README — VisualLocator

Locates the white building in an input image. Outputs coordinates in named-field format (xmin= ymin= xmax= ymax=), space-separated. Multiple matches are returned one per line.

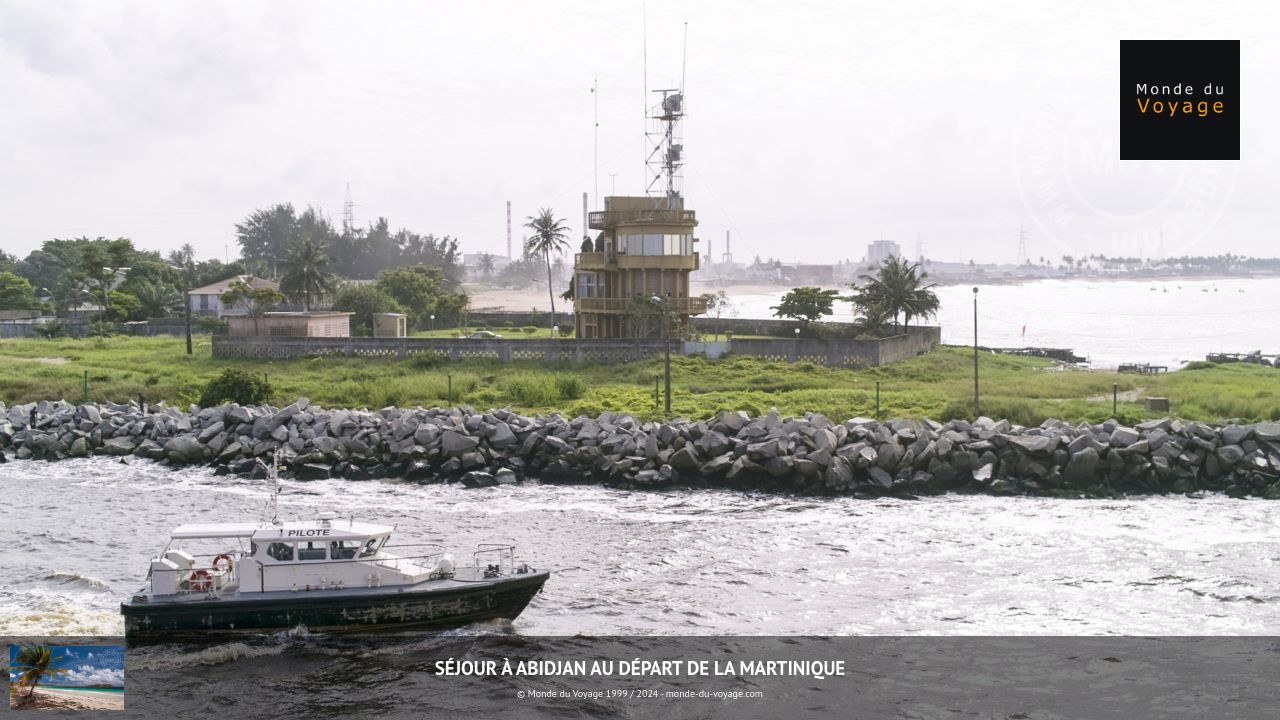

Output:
xmin=188 ymin=275 xmax=277 ymax=316
xmin=865 ymin=239 xmax=901 ymax=268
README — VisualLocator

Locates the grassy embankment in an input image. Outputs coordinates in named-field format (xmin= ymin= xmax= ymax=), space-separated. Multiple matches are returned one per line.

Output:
xmin=0 ymin=335 xmax=1277 ymax=425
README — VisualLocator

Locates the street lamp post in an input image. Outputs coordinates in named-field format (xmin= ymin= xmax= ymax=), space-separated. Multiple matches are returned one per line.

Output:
xmin=794 ymin=327 xmax=800 ymax=361
xmin=972 ymin=286 xmax=980 ymax=419
xmin=652 ymin=295 xmax=671 ymax=415
xmin=430 ymin=314 xmax=435 ymax=332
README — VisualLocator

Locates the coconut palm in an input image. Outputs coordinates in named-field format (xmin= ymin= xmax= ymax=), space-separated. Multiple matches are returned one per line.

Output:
xmin=523 ymin=208 xmax=571 ymax=332
xmin=12 ymin=644 xmax=68 ymax=702
xmin=847 ymin=256 xmax=939 ymax=332
xmin=279 ymin=236 xmax=335 ymax=310
xmin=132 ymin=279 xmax=183 ymax=318
xmin=477 ymin=252 xmax=496 ymax=278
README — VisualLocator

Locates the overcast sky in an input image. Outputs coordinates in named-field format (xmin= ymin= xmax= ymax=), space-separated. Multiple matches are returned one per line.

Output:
xmin=2 ymin=1 xmax=1276 ymax=265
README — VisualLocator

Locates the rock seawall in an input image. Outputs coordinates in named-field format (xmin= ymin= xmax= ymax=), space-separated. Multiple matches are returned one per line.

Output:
xmin=3 ymin=399 xmax=1280 ymax=499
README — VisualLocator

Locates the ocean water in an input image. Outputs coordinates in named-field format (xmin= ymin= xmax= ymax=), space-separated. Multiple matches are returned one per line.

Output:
xmin=725 ymin=276 xmax=1280 ymax=368
xmin=4 ymin=458 xmax=1280 ymax=638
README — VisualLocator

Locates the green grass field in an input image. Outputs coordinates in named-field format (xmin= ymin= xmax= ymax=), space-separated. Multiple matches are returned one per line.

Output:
xmin=0 ymin=335 xmax=1277 ymax=425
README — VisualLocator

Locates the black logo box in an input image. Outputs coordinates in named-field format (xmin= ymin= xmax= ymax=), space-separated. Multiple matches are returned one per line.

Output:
xmin=1120 ymin=39 xmax=1239 ymax=160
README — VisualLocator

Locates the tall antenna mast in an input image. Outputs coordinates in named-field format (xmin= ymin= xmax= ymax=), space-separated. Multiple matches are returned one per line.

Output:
xmin=342 ymin=183 xmax=356 ymax=234
xmin=645 ymin=22 xmax=686 ymax=203
xmin=592 ymin=76 xmax=599 ymax=210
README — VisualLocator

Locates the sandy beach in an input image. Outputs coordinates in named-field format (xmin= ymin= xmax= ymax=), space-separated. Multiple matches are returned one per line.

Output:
xmin=466 ymin=281 xmax=791 ymax=313
xmin=10 ymin=687 xmax=124 ymax=711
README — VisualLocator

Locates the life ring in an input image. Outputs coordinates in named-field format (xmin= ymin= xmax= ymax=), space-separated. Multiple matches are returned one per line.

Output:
xmin=213 ymin=554 xmax=234 ymax=572
xmin=189 ymin=569 xmax=213 ymax=593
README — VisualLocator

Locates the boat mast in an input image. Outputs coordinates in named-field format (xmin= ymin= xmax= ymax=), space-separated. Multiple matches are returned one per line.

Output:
xmin=269 ymin=449 xmax=283 ymax=526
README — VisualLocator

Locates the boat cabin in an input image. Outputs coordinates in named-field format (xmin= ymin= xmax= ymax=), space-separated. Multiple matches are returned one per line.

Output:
xmin=147 ymin=511 xmax=446 ymax=597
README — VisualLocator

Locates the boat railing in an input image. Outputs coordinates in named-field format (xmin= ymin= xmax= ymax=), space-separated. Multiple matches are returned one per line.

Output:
xmin=473 ymin=544 xmax=518 ymax=577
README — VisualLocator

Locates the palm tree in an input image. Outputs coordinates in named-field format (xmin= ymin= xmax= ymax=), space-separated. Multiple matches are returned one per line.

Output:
xmin=167 ymin=243 xmax=196 ymax=268
xmin=279 ymin=236 xmax=335 ymax=311
xmin=131 ymin=280 xmax=182 ymax=318
xmin=12 ymin=644 xmax=68 ymax=702
xmin=847 ymin=256 xmax=939 ymax=332
xmin=478 ymin=252 xmax=496 ymax=278
xmin=523 ymin=208 xmax=571 ymax=332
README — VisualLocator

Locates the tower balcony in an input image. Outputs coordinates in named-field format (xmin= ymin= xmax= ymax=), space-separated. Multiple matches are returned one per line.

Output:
xmin=574 ymin=253 xmax=700 ymax=271
xmin=575 ymin=295 xmax=709 ymax=315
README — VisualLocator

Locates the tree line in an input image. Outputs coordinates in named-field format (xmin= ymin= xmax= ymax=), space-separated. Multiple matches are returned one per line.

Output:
xmin=771 ymin=257 xmax=940 ymax=336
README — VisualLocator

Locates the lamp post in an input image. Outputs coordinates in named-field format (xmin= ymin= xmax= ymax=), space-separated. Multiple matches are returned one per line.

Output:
xmin=972 ymin=286 xmax=980 ymax=419
xmin=794 ymin=326 xmax=800 ymax=361
xmin=652 ymin=295 xmax=671 ymax=415
xmin=429 ymin=314 xmax=435 ymax=332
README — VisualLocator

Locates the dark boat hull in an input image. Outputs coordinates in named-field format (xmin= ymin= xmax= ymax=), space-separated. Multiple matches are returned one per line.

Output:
xmin=121 ymin=572 xmax=548 ymax=640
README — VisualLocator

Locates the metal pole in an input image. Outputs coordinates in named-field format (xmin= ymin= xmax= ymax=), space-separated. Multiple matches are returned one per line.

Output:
xmin=663 ymin=316 xmax=672 ymax=416
xmin=1113 ymin=383 xmax=1118 ymax=416
xmin=972 ymin=287 xmax=979 ymax=419
xmin=184 ymin=290 xmax=193 ymax=355
xmin=654 ymin=375 xmax=660 ymax=408
xmin=83 ymin=370 xmax=88 ymax=404
xmin=448 ymin=374 xmax=453 ymax=406
xmin=875 ymin=380 xmax=880 ymax=419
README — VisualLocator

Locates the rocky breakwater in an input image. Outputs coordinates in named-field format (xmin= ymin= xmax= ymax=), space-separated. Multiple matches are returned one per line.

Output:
xmin=3 ymin=399 xmax=1280 ymax=499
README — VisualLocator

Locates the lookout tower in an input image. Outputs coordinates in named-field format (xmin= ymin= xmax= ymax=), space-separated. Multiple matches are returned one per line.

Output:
xmin=572 ymin=83 xmax=705 ymax=339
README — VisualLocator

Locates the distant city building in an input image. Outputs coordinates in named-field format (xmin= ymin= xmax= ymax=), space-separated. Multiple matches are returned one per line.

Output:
xmin=571 ymin=195 xmax=707 ymax=339
xmin=782 ymin=264 xmax=835 ymax=285
xmin=744 ymin=259 xmax=783 ymax=282
xmin=865 ymin=239 xmax=901 ymax=268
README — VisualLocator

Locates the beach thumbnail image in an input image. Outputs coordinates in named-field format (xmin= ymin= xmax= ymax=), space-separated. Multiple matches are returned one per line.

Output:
xmin=8 ymin=644 xmax=124 ymax=711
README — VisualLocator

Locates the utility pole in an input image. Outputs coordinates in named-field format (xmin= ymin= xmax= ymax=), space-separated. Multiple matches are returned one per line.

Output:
xmin=184 ymin=289 xmax=193 ymax=355
xmin=972 ymin=287 xmax=980 ymax=418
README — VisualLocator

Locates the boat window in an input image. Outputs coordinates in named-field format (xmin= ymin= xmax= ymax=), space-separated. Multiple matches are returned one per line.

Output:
xmin=298 ymin=541 xmax=326 ymax=562
xmin=266 ymin=542 xmax=294 ymax=562
xmin=359 ymin=536 xmax=384 ymax=558
xmin=330 ymin=540 xmax=361 ymax=560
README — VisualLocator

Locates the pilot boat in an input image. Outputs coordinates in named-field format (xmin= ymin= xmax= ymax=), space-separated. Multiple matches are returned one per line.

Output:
xmin=121 ymin=462 xmax=548 ymax=639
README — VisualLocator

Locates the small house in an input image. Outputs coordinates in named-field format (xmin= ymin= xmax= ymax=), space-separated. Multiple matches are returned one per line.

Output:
xmin=227 ymin=311 xmax=353 ymax=338
xmin=189 ymin=275 xmax=278 ymax=317
xmin=374 ymin=313 xmax=408 ymax=338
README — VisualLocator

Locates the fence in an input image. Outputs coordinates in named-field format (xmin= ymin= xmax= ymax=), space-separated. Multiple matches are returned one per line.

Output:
xmin=0 ymin=320 xmax=195 ymax=338
xmin=213 ymin=336 xmax=674 ymax=363
xmin=212 ymin=326 xmax=941 ymax=367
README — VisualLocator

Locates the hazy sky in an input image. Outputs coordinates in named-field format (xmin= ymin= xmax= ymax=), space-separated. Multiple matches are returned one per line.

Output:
xmin=2 ymin=1 xmax=1276 ymax=265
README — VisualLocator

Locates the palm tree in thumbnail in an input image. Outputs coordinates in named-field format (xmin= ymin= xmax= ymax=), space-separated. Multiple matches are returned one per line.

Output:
xmin=523 ymin=209 xmax=571 ymax=332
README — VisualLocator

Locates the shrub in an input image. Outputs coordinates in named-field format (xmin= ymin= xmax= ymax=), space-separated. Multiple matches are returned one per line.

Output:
xmin=194 ymin=316 xmax=228 ymax=334
xmin=522 ymin=326 xmax=538 ymax=335
xmin=31 ymin=320 xmax=66 ymax=339
xmin=1183 ymin=360 xmax=1216 ymax=370
xmin=555 ymin=375 xmax=587 ymax=400
xmin=85 ymin=320 xmax=119 ymax=337
xmin=199 ymin=368 xmax=272 ymax=407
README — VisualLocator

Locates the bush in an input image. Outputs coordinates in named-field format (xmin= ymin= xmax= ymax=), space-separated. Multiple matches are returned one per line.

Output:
xmin=31 ymin=320 xmax=66 ymax=339
xmin=85 ymin=320 xmax=119 ymax=337
xmin=522 ymin=326 xmax=538 ymax=335
xmin=1183 ymin=361 xmax=1217 ymax=370
xmin=200 ymin=368 xmax=272 ymax=407
xmin=555 ymin=375 xmax=587 ymax=400
xmin=195 ymin=316 xmax=228 ymax=334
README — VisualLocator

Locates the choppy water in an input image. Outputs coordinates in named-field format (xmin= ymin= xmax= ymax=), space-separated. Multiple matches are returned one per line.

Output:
xmin=4 ymin=458 xmax=1280 ymax=638
xmin=728 ymin=276 xmax=1280 ymax=368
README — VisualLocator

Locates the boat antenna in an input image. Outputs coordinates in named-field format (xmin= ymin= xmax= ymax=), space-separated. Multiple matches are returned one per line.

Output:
xmin=269 ymin=449 xmax=283 ymax=526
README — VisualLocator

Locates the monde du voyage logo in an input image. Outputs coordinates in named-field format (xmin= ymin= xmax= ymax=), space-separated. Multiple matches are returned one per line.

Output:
xmin=1120 ymin=40 xmax=1239 ymax=160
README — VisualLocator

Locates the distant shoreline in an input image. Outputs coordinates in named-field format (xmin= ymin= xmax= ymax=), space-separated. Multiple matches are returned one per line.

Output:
xmin=467 ymin=273 xmax=1280 ymax=312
